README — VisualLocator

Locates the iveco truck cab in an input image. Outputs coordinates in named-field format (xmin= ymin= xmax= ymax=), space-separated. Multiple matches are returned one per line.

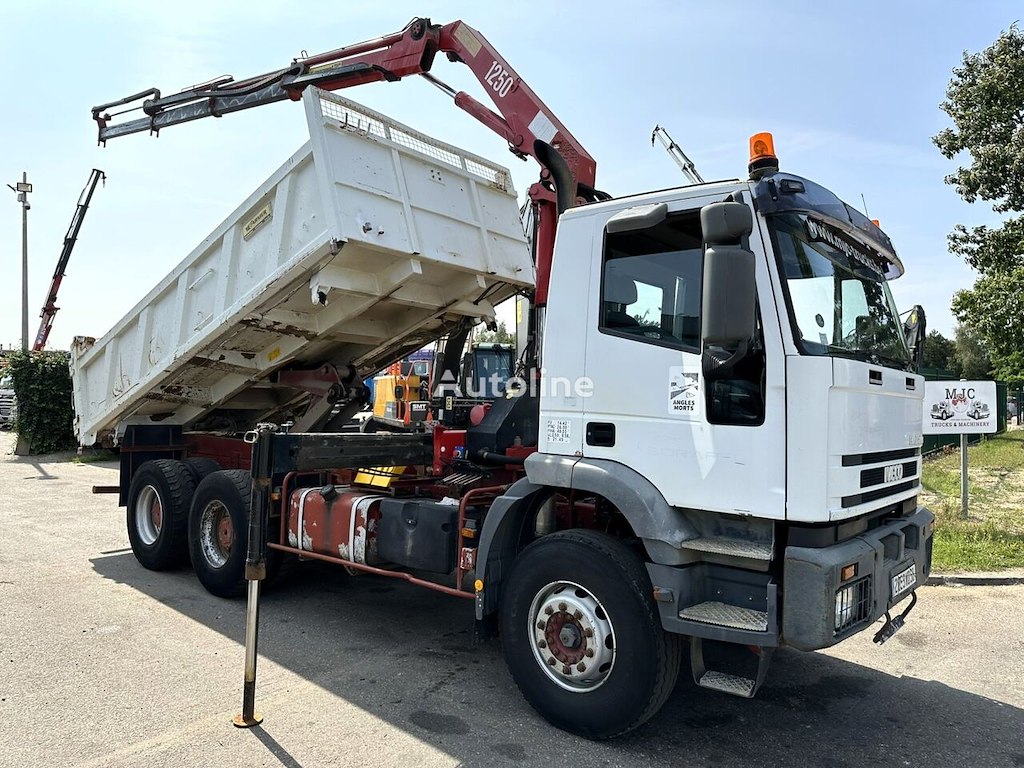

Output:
xmin=533 ymin=134 xmax=931 ymax=668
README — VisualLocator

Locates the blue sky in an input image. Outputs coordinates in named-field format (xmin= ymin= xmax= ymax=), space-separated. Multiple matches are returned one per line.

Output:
xmin=0 ymin=1 xmax=1016 ymax=350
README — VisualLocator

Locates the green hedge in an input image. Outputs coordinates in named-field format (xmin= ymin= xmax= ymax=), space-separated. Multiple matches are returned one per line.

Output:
xmin=7 ymin=350 xmax=76 ymax=454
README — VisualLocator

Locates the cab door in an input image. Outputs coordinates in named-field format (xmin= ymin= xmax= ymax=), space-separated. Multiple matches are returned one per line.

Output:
xmin=581 ymin=196 xmax=786 ymax=520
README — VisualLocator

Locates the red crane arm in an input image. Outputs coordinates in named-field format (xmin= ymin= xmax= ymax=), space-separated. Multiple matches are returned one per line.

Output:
xmin=91 ymin=18 xmax=601 ymax=306
xmin=92 ymin=17 xmax=595 ymax=190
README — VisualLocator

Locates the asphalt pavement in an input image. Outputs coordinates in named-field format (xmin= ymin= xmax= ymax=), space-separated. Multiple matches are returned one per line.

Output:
xmin=1 ymin=432 xmax=1023 ymax=768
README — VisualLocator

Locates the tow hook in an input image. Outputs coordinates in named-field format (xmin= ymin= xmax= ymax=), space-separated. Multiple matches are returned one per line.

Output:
xmin=873 ymin=591 xmax=918 ymax=645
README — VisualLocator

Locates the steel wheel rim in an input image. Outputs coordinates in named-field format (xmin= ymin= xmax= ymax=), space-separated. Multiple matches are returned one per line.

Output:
xmin=528 ymin=580 xmax=616 ymax=693
xmin=199 ymin=500 xmax=233 ymax=569
xmin=134 ymin=485 xmax=162 ymax=545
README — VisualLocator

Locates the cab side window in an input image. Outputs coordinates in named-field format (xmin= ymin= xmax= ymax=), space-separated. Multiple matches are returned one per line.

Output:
xmin=600 ymin=211 xmax=703 ymax=351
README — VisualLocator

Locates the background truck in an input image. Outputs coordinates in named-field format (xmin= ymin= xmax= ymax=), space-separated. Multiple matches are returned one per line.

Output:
xmin=0 ymin=372 xmax=15 ymax=428
xmin=82 ymin=17 xmax=933 ymax=739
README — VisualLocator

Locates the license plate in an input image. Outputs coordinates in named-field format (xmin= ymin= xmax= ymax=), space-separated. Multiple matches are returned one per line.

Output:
xmin=891 ymin=564 xmax=916 ymax=598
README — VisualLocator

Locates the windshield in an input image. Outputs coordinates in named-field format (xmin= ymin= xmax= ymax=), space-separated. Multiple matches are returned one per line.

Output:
xmin=769 ymin=212 xmax=911 ymax=369
xmin=470 ymin=347 xmax=514 ymax=398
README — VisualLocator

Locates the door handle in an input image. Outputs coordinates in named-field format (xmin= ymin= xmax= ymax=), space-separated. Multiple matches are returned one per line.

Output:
xmin=586 ymin=422 xmax=616 ymax=447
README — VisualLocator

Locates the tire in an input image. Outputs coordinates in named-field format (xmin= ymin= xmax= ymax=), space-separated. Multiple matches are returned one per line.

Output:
xmin=183 ymin=457 xmax=221 ymax=485
xmin=188 ymin=469 xmax=286 ymax=598
xmin=188 ymin=470 xmax=252 ymax=598
xmin=499 ymin=530 xmax=683 ymax=739
xmin=126 ymin=459 xmax=196 ymax=571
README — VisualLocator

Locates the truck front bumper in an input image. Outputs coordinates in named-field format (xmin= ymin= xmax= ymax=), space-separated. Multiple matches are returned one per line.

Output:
xmin=782 ymin=506 xmax=934 ymax=651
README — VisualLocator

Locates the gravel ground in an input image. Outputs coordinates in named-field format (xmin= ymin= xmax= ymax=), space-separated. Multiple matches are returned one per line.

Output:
xmin=1 ymin=432 xmax=1023 ymax=768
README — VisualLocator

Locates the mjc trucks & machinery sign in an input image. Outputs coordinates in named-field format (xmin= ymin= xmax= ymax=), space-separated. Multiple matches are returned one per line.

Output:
xmin=923 ymin=380 xmax=997 ymax=435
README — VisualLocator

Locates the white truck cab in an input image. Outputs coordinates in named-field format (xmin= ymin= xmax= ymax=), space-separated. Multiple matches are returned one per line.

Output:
xmin=529 ymin=165 xmax=931 ymax=661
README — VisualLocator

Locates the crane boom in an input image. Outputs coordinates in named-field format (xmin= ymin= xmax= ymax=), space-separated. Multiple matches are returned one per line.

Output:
xmin=651 ymin=124 xmax=704 ymax=185
xmin=33 ymin=169 xmax=105 ymax=351
xmin=91 ymin=17 xmax=600 ymax=308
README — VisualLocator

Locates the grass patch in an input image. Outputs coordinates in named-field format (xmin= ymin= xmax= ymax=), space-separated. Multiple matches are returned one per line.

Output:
xmin=921 ymin=430 xmax=1024 ymax=571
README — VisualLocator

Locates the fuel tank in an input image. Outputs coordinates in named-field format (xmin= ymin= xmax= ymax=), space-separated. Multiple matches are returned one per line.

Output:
xmin=286 ymin=486 xmax=384 ymax=564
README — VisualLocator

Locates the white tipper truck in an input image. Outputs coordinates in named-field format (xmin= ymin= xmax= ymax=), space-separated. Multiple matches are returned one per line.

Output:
xmin=80 ymin=17 xmax=932 ymax=739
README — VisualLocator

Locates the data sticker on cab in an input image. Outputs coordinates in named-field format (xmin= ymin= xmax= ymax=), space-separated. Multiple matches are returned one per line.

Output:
xmin=668 ymin=366 xmax=699 ymax=415
xmin=546 ymin=418 xmax=571 ymax=444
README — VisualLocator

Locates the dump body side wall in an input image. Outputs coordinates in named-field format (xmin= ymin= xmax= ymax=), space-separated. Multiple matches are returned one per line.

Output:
xmin=71 ymin=91 xmax=532 ymax=446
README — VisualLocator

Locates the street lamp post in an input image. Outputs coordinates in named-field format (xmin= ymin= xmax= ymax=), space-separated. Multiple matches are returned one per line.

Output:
xmin=7 ymin=172 xmax=32 ymax=351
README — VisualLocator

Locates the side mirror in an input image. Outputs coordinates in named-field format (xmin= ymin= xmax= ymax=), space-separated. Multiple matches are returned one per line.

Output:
xmin=700 ymin=201 xmax=756 ymax=380
xmin=902 ymin=304 xmax=927 ymax=371
xmin=701 ymin=245 xmax=756 ymax=348
xmin=701 ymin=201 xmax=752 ymax=245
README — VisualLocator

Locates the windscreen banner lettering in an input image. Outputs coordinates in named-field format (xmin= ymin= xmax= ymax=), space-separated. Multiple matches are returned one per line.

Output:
xmin=805 ymin=218 xmax=885 ymax=277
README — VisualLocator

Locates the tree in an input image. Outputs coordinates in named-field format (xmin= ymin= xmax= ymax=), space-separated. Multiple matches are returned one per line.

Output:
xmin=934 ymin=25 xmax=1024 ymax=381
xmin=952 ymin=281 xmax=1024 ymax=382
xmin=475 ymin=320 xmax=514 ymax=345
xmin=921 ymin=330 xmax=957 ymax=373
xmin=951 ymin=324 xmax=992 ymax=380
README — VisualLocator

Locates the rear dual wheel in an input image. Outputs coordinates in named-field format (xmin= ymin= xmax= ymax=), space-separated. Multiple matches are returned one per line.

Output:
xmin=126 ymin=460 xmax=282 ymax=599
xmin=188 ymin=469 xmax=286 ymax=598
xmin=189 ymin=470 xmax=252 ymax=598
xmin=126 ymin=460 xmax=196 ymax=570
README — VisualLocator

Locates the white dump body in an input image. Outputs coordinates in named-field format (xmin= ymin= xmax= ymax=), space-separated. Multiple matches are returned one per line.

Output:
xmin=71 ymin=89 xmax=533 ymax=445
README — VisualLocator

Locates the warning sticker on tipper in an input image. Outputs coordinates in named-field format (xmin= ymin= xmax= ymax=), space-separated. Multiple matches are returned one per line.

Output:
xmin=546 ymin=418 xmax=571 ymax=444
xmin=668 ymin=367 xmax=699 ymax=415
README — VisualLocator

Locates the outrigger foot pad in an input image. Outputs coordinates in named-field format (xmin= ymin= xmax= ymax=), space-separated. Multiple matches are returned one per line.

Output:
xmin=232 ymin=712 xmax=264 ymax=728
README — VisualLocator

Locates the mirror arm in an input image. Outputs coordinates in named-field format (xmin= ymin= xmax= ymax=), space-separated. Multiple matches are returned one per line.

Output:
xmin=703 ymin=338 xmax=750 ymax=381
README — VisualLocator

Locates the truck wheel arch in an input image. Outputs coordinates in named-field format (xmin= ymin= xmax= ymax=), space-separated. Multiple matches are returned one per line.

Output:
xmin=476 ymin=479 xmax=551 ymax=620
xmin=475 ymin=456 xmax=697 ymax=620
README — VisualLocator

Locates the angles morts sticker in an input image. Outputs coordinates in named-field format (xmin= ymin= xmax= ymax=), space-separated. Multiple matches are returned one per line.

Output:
xmin=669 ymin=366 xmax=699 ymax=415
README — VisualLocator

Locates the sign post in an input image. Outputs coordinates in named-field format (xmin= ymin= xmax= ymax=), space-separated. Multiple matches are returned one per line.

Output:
xmin=922 ymin=380 xmax=998 ymax=519
xmin=960 ymin=433 xmax=968 ymax=517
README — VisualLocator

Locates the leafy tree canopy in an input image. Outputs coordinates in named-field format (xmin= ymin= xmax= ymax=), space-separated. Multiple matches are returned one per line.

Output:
xmin=475 ymin=320 xmax=515 ymax=345
xmin=952 ymin=274 xmax=1024 ymax=383
xmin=934 ymin=25 xmax=1024 ymax=217
xmin=922 ymin=329 xmax=957 ymax=373
xmin=935 ymin=25 xmax=1024 ymax=381
xmin=952 ymin=323 xmax=992 ymax=380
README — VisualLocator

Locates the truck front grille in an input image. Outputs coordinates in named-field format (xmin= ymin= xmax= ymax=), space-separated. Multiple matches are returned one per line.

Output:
xmin=841 ymin=479 xmax=919 ymax=508
xmin=860 ymin=461 xmax=918 ymax=488
xmin=841 ymin=447 xmax=919 ymax=467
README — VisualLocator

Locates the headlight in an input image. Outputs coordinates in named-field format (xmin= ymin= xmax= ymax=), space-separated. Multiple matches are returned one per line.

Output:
xmin=834 ymin=576 xmax=872 ymax=632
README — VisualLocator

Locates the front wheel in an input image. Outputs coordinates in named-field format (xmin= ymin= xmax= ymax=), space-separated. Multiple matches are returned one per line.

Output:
xmin=499 ymin=530 xmax=682 ymax=739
